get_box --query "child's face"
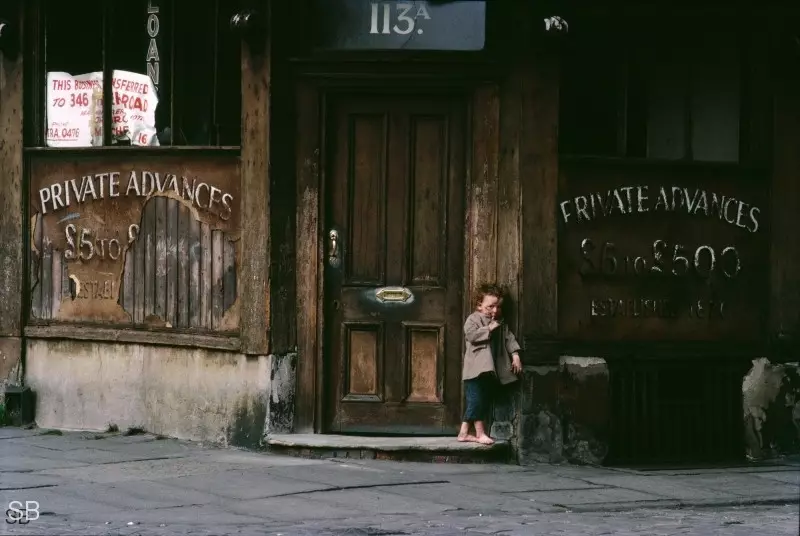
[477,294,502,318]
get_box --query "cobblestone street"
[2,428,798,536]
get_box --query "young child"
[459,284,523,445]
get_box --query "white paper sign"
[46,71,103,147]
[111,69,159,146]
[46,70,160,147]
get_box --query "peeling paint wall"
[264,351,296,437]
[0,337,22,387]
[517,357,610,465]
[743,358,800,459]
[25,339,271,448]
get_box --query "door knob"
[328,229,340,267]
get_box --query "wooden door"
[324,93,467,434]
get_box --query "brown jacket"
[462,311,521,385]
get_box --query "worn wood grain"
[497,71,523,334]
[469,85,500,297]
[189,215,201,328]
[268,0,297,354]
[771,41,800,343]
[212,229,224,329]
[154,196,167,320]
[519,49,560,337]
[176,202,190,327]
[239,0,272,355]
[201,222,212,328]
[31,216,43,319]
[166,194,178,326]
[0,6,24,336]
[144,199,156,318]
[295,80,321,433]
[24,324,241,352]
[28,155,240,330]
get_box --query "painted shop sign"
[29,155,240,330]
[557,177,767,341]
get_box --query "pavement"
[1,426,798,536]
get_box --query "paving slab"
[0,427,40,440]
[203,450,332,468]
[83,437,197,458]
[674,473,800,498]
[0,488,127,516]
[18,445,187,466]
[227,494,373,522]
[156,470,336,500]
[294,488,457,516]
[264,462,447,488]
[0,472,64,490]
[6,434,95,451]
[36,457,238,484]
[513,487,667,507]
[0,455,87,472]
[579,474,745,502]
[752,471,800,485]
[380,482,562,515]
[447,471,604,493]
[60,481,224,511]
[66,504,269,526]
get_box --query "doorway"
[320,91,469,434]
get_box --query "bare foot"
[476,434,494,445]
[457,434,477,442]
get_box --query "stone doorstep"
[266,434,512,464]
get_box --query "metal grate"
[606,358,748,466]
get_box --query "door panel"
[325,93,466,434]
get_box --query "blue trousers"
[463,373,495,422]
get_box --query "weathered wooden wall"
[239,0,272,355]
[28,155,241,331]
[30,197,238,331]
[0,3,23,339]
[771,20,800,357]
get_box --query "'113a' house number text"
[369,1,431,35]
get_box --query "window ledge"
[24,324,241,353]
[24,146,241,154]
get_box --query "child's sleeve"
[464,316,492,344]
[505,329,521,355]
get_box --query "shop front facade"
[0,0,798,464]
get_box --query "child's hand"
[488,320,501,331]
[511,353,522,374]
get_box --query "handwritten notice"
[46,71,103,147]
[46,70,159,147]
[111,70,159,146]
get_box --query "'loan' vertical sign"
[146,0,160,92]
[146,0,169,142]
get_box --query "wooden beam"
[519,46,560,338]
[239,0,271,355]
[0,2,23,337]
[468,85,500,298]
[770,26,800,350]
[294,80,321,433]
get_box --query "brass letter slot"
[375,287,412,303]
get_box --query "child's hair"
[474,283,505,307]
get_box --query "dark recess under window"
[36,0,241,147]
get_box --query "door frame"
[293,63,502,434]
